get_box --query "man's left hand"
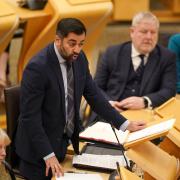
[118,96,145,110]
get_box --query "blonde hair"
[132,11,159,29]
[0,128,11,146]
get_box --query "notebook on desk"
[79,119,175,149]
[72,143,128,172]
[72,153,128,172]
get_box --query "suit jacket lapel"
[47,44,66,119]
[116,44,132,99]
[140,48,159,94]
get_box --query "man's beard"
[59,47,79,62]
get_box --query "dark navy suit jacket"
[95,42,176,107]
[15,43,127,164]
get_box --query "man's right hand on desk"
[45,156,64,178]
[127,121,146,132]
[109,100,146,132]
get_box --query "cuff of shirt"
[119,120,130,131]
[143,96,152,108]
[43,152,55,161]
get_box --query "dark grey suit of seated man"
[92,12,176,122]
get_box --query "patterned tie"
[136,54,145,77]
[66,62,75,137]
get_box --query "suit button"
[132,89,135,93]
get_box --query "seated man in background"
[94,11,176,115]
[168,33,180,94]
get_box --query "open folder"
[79,119,175,149]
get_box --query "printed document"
[72,153,128,170]
[56,173,102,180]
[80,119,175,145]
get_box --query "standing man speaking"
[15,18,145,180]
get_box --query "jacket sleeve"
[146,50,177,107]
[20,61,53,159]
[82,53,127,129]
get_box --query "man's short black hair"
[56,18,86,38]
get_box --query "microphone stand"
[110,124,131,171]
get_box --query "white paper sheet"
[55,173,102,180]
[72,153,128,170]
[80,119,175,145]
[127,118,175,142]
[79,122,128,144]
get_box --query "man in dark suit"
[15,18,145,180]
[94,12,176,113]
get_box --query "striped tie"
[136,54,145,77]
[66,62,75,138]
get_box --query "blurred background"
[1,0,180,129]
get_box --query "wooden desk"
[159,128,180,159]
[121,105,180,158]
[153,98,180,159]
[121,108,161,123]
[0,0,15,16]
[155,97,180,131]
[3,0,51,81]
[122,98,180,134]
[4,0,49,21]
[127,141,178,180]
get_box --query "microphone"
[109,122,131,171]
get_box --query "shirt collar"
[131,43,149,58]
[54,43,66,64]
